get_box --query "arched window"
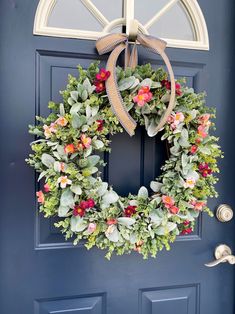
[34,0,209,50]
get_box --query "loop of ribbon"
[96,33,176,136]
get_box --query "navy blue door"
[1,1,235,313]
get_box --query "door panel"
[0,1,235,314]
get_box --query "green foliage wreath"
[27,62,222,259]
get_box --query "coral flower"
[36,191,45,204]
[197,125,208,138]
[44,183,50,193]
[57,176,72,189]
[191,200,205,211]
[95,68,110,81]
[56,116,68,127]
[81,134,92,149]
[184,177,196,189]
[167,112,184,129]
[94,81,105,93]
[169,206,179,214]
[107,218,118,225]
[73,205,86,217]
[64,144,75,154]
[87,222,97,233]
[124,205,137,217]
[190,145,198,154]
[96,119,104,132]
[162,195,175,208]
[133,86,153,107]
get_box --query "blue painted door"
[1,1,235,313]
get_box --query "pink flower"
[96,68,110,81]
[58,162,66,172]
[133,86,153,107]
[94,81,105,93]
[183,220,190,226]
[44,183,50,193]
[167,112,184,129]
[56,116,68,127]
[169,206,179,214]
[134,240,144,253]
[107,218,117,225]
[57,176,72,188]
[81,134,92,149]
[198,114,211,126]
[162,195,175,209]
[190,145,198,154]
[36,191,45,204]
[184,177,196,189]
[87,222,97,233]
[198,163,212,177]
[197,125,208,138]
[43,123,58,139]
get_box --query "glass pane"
[148,2,195,40]
[48,0,102,31]
[135,0,170,25]
[135,0,195,41]
[47,0,122,31]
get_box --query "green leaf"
[41,153,55,168]
[83,78,95,95]
[118,76,136,91]
[117,217,136,226]
[60,189,74,207]
[70,185,82,195]
[102,190,119,204]
[150,181,162,192]
[97,182,108,196]
[81,89,88,101]
[71,216,87,232]
[71,114,86,128]
[93,140,104,149]
[70,103,82,115]
[59,103,65,116]
[87,155,100,167]
[70,91,78,101]
[138,186,148,199]
[58,205,70,217]
[179,128,190,147]
[105,225,119,242]
[140,78,152,87]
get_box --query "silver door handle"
[205,244,235,267]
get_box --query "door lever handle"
[205,244,235,267]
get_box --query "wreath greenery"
[27,62,222,259]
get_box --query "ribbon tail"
[129,43,138,70]
[105,43,137,136]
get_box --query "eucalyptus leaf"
[150,181,163,192]
[117,217,136,226]
[105,225,119,242]
[41,153,55,168]
[70,91,78,101]
[118,76,136,91]
[58,205,70,217]
[60,189,74,207]
[70,103,82,115]
[138,186,149,199]
[140,78,152,87]
[59,103,65,116]
[93,140,104,149]
[71,114,86,128]
[102,190,119,204]
[97,182,108,196]
[87,155,100,167]
[70,185,82,195]
[71,216,87,232]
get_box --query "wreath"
[27,61,222,259]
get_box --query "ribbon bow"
[96,33,175,136]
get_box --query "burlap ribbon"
[96,33,176,136]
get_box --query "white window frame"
[33,0,209,50]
